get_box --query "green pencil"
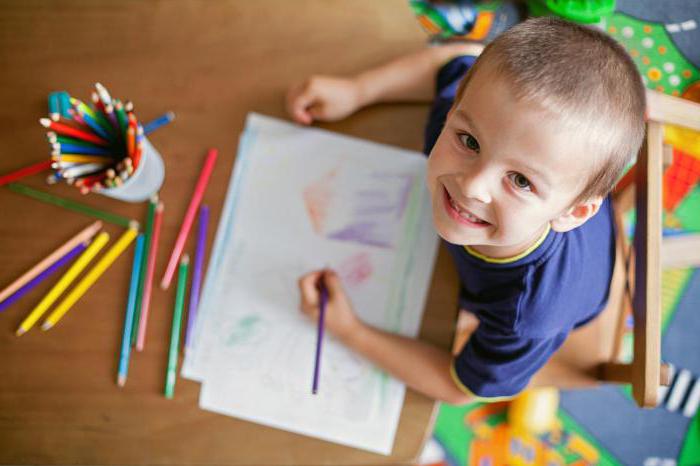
[7,183,133,228]
[114,100,129,137]
[165,254,189,399]
[130,195,157,346]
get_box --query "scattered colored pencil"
[165,254,189,399]
[117,233,145,387]
[16,232,109,335]
[0,242,86,313]
[6,183,133,228]
[0,221,102,305]
[185,205,209,349]
[160,148,218,290]
[143,112,175,135]
[312,278,328,395]
[42,223,139,331]
[130,195,158,346]
[0,160,53,187]
[136,200,164,351]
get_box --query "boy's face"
[426,68,598,257]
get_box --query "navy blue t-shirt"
[425,56,616,398]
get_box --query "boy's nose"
[456,167,492,204]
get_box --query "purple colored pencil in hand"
[312,276,328,394]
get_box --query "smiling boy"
[289,17,646,403]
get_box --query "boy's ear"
[550,197,603,233]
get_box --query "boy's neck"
[467,224,550,261]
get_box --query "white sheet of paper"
[182,113,438,455]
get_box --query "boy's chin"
[432,219,474,246]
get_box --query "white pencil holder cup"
[100,137,165,202]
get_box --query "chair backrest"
[603,90,700,407]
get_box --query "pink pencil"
[160,148,218,289]
[136,201,164,351]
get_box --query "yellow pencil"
[16,232,110,336]
[52,154,113,164]
[41,223,139,331]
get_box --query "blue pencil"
[0,242,86,312]
[117,233,145,387]
[76,107,113,141]
[52,143,114,156]
[312,278,328,394]
[58,92,72,119]
[48,92,60,121]
[143,112,175,135]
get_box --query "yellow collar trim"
[463,225,551,264]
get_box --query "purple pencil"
[312,279,328,394]
[185,204,209,349]
[0,242,87,312]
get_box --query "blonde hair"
[454,16,646,204]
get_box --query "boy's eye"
[508,172,533,192]
[458,133,480,153]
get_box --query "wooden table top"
[0,1,459,464]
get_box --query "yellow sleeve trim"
[450,361,516,402]
[464,225,551,264]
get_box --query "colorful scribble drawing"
[338,252,373,287]
[302,168,416,249]
[218,313,271,371]
[302,167,337,234]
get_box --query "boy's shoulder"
[447,198,616,338]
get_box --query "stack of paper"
[182,113,438,455]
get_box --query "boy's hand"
[298,269,362,342]
[286,76,361,125]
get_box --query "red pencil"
[160,148,218,289]
[0,160,53,187]
[39,118,109,146]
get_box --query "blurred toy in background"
[409,0,524,43]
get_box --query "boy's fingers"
[290,82,319,125]
[321,269,344,298]
[298,270,324,307]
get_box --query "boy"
[289,17,646,404]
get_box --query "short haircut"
[453,16,646,205]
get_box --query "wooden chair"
[525,90,700,408]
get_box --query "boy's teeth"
[450,197,485,223]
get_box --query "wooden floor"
[0,1,460,464]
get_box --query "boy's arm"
[299,269,474,405]
[346,321,474,405]
[287,42,484,125]
[355,42,485,106]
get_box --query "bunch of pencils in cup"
[41,83,173,194]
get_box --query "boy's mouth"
[443,187,491,227]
